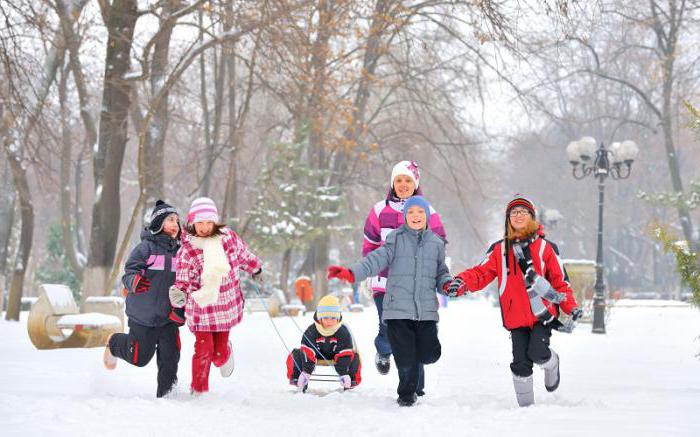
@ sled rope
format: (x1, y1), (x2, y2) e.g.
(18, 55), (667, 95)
(249, 282), (334, 376)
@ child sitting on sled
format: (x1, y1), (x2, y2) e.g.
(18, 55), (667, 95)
(286, 295), (362, 391)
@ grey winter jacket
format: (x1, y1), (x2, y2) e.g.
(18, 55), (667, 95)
(122, 229), (180, 327)
(349, 225), (451, 322)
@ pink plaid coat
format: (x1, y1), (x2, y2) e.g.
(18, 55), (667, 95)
(174, 228), (261, 332)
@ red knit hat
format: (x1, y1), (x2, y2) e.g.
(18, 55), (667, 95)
(506, 195), (536, 218)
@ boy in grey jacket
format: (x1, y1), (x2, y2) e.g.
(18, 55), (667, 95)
(328, 196), (454, 406)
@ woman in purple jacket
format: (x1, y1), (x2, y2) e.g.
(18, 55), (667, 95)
(361, 161), (446, 395)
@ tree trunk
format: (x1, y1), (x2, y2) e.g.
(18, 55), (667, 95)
(0, 160), (15, 316)
(280, 247), (292, 302)
(222, 34), (238, 220)
(55, 0), (97, 149)
(58, 67), (84, 278)
(1, 107), (34, 321)
(198, 8), (213, 197)
(143, 0), (180, 205)
(661, 62), (694, 250)
(310, 234), (330, 306)
(299, 0), (334, 300)
(222, 18), (259, 222)
(84, 0), (138, 300)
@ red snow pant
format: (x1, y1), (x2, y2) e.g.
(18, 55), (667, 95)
(191, 331), (231, 393)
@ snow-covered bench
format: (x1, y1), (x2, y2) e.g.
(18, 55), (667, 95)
(280, 303), (306, 317)
(27, 284), (124, 350)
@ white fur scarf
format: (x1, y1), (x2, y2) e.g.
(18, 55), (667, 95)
(189, 234), (231, 307)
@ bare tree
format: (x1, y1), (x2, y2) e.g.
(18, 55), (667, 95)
(83, 0), (139, 299)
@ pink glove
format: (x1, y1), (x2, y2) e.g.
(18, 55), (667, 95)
(297, 371), (310, 389)
(339, 374), (352, 389)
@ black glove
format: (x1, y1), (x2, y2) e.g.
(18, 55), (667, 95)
(570, 307), (583, 321)
(444, 277), (464, 298)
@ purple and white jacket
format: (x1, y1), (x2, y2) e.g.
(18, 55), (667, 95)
(362, 192), (446, 296)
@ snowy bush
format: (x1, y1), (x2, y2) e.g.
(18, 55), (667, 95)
(35, 223), (82, 301)
(653, 225), (700, 307)
(246, 131), (343, 256)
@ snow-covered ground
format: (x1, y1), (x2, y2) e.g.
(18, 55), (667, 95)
(1, 298), (699, 437)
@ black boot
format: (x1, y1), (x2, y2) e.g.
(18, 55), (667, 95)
(397, 393), (417, 407)
(157, 378), (177, 398)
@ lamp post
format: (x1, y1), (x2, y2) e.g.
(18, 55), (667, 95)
(566, 137), (639, 334)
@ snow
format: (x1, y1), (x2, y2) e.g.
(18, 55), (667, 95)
(562, 258), (596, 265)
(56, 313), (122, 329)
(84, 296), (124, 304)
(41, 284), (79, 314)
(1, 299), (699, 436)
(613, 299), (690, 308)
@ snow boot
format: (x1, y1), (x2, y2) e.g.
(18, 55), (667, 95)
(103, 334), (117, 370)
(157, 379), (177, 398)
(539, 350), (560, 392)
(512, 373), (534, 407)
(397, 393), (417, 407)
(375, 353), (391, 375)
(220, 341), (235, 377)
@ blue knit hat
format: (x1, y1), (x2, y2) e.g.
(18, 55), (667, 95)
(403, 195), (431, 226)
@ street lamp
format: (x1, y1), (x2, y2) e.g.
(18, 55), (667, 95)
(566, 137), (639, 334)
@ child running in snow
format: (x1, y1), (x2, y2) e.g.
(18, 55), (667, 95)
(445, 196), (581, 407)
(286, 295), (362, 391)
(104, 200), (184, 398)
(328, 196), (451, 407)
(168, 197), (263, 395)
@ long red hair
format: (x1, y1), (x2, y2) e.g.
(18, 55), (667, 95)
(505, 217), (540, 241)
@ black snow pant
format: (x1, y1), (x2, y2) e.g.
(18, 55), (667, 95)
(286, 349), (362, 387)
(510, 322), (552, 377)
(386, 319), (441, 400)
(109, 319), (181, 397)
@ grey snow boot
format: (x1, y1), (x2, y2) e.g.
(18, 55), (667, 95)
(538, 350), (560, 392)
(512, 373), (534, 407)
(375, 353), (391, 375)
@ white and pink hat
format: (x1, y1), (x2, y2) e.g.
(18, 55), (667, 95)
(188, 197), (220, 224)
(390, 160), (420, 189)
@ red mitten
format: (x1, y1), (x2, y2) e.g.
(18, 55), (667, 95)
(327, 265), (355, 283)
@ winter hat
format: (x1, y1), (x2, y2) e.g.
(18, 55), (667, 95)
(403, 195), (431, 225)
(188, 197), (220, 224)
(506, 195), (536, 218)
(315, 295), (341, 320)
(149, 200), (178, 234)
(391, 160), (420, 189)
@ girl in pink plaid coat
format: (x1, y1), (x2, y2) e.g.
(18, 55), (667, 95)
(169, 197), (262, 395)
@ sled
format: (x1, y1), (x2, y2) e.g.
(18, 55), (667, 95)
(303, 339), (361, 392)
(27, 284), (125, 350)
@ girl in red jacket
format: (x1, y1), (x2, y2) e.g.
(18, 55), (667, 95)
(446, 196), (581, 407)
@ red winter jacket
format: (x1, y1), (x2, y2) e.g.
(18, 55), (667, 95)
(456, 235), (577, 330)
